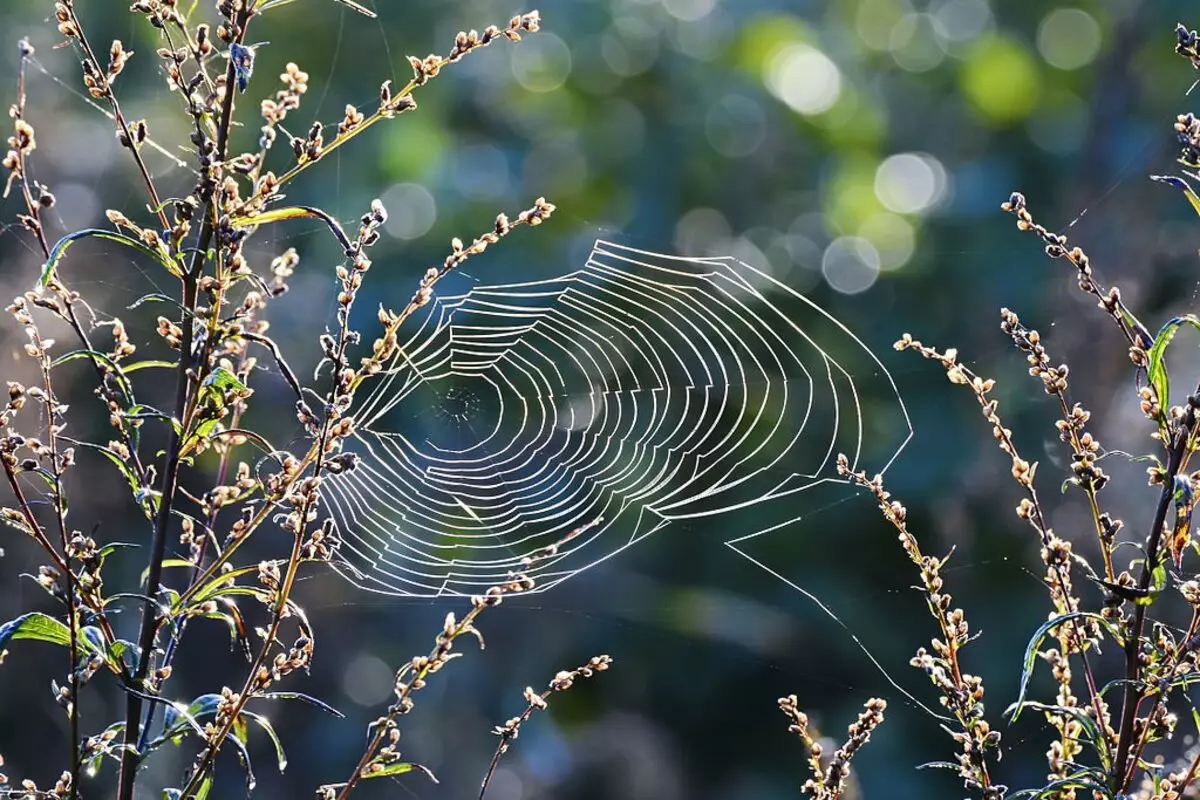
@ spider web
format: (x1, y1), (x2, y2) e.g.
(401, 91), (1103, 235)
(322, 238), (912, 597)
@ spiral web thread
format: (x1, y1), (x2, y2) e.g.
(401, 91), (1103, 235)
(319, 239), (912, 597)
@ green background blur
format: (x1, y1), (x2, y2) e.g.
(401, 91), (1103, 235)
(2, 0), (1199, 797)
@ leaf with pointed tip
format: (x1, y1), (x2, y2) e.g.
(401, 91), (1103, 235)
(361, 760), (437, 782)
(259, 691), (344, 718)
(243, 711), (287, 772)
(1152, 173), (1200, 217)
(227, 205), (352, 251)
(0, 612), (75, 650)
(1146, 315), (1200, 436)
(51, 349), (133, 397)
(1010, 610), (1117, 723)
(40, 228), (180, 286)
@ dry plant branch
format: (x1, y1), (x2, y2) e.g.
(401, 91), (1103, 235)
(478, 655), (613, 799)
(778, 695), (887, 800)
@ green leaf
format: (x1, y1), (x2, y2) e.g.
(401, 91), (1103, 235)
(243, 711), (287, 772)
(200, 604), (250, 659)
(259, 691), (344, 718)
(1003, 701), (1110, 770)
(129, 293), (190, 314)
(232, 713), (249, 747)
(163, 773), (213, 800)
(361, 761), (437, 782)
(140, 558), (196, 587)
(1146, 315), (1200, 433)
(190, 369), (250, 445)
(1011, 611), (1115, 723)
(187, 565), (262, 606)
(228, 204), (353, 252)
(39, 228), (180, 287)
(97, 541), (140, 559)
(1142, 562), (1169, 607)
(107, 639), (139, 673)
(0, 612), (74, 649)
(123, 359), (176, 373)
(1152, 174), (1200, 218)
(202, 366), (247, 393)
(70, 441), (142, 502)
(1005, 772), (1112, 800)
(51, 349), (134, 398)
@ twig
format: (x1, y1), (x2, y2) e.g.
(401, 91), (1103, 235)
(478, 656), (612, 799)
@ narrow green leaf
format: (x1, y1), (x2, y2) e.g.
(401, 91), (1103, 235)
(1006, 772), (1112, 800)
(40, 228), (180, 287)
(194, 773), (213, 800)
(1003, 701), (1110, 770)
(259, 691), (344, 718)
(1152, 173), (1200, 217)
(1146, 315), (1200, 434)
(97, 541), (140, 559)
(227, 204), (353, 252)
(70, 441), (141, 499)
(51, 349), (133, 398)
(244, 711), (287, 771)
(361, 761), (437, 782)
(128, 293), (190, 314)
(123, 360), (176, 373)
(189, 565), (262, 606)
(140, 558), (196, 587)
(1011, 611), (1113, 723)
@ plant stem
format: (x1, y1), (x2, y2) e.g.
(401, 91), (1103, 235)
(1111, 432), (1185, 793)
(114, 10), (249, 796)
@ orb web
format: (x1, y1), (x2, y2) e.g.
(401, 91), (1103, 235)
(321, 239), (912, 597)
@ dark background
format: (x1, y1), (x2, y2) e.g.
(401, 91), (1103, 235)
(1, 0), (1199, 797)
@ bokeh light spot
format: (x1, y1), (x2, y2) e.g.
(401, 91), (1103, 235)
(524, 137), (588, 197)
(378, 113), (443, 179)
(1026, 88), (1089, 155)
(341, 653), (394, 707)
(675, 207), (731, 255)
(670, 13), (728, 60)
(705, 94), (766, 158)
(931, 0), (992, 43)
(511, 32), (572, 93)
(602, 17), (660, 77)
(765, 43), (842, 116)
(1037, 8), (1102, 70)
(858, 212), (915, 271)
(874, 152), (947, 215)
(959, 36), (1040, 122)
(662, 0), (718, 22)
(822, 236), (881, 294)
(483, 768), (524, 800)
(381, 182), (437, 240)
(889, 13), (947, 73)
(855, 0), (907, 52)
(453, 143), (512, 201)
